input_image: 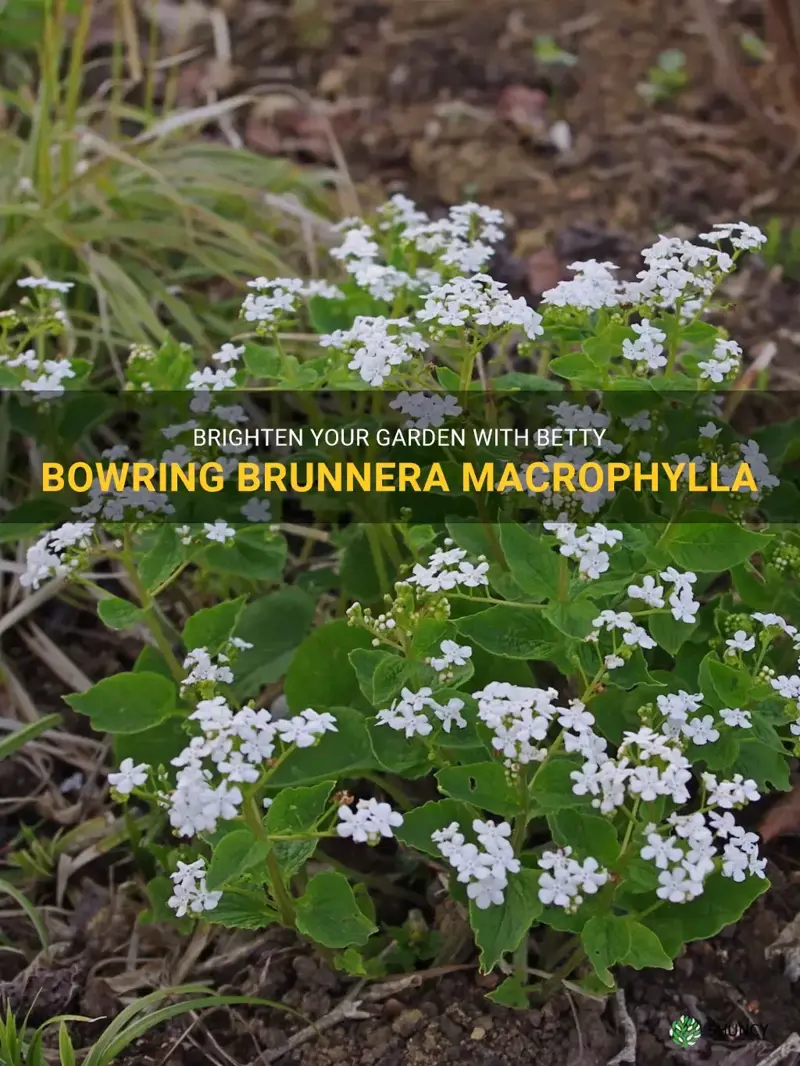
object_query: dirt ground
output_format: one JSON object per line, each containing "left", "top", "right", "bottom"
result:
{"left": 7, "top": 0, "right": 800, "bottom": 1063}
{"left": 158, "top": 0, "right": 800, "bottom": 374}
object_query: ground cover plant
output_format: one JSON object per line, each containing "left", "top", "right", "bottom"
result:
{"left": 5, "top": 193, "right": 800, "bottom": 1046}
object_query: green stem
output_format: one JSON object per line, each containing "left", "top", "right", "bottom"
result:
{"left": 244, "top": 794, "right": 295, "bottom": 927}
{"left": 362, "top": 772, "right": 413, "bottom": 811}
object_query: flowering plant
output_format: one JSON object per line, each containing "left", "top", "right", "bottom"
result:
{"left": 7, "top": 200, "right": 800, "bottom": 1001}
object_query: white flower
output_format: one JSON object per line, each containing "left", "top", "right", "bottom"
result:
{"left": 241, "top": 498, "right": 272, "bottom": 522}
{"left": 108, "top": 758, "right": 149, "bottom": 795}
{"left": 430, "top": 639, "right": 473, "bottom": 672}
{"left": 720, "top": 708, "right": 751, "bottom": 728}
{"left": 212, "top": 343, "right": 245, "bottom": 364}
{"left": 699, "top": 421, "right": 721, "bottom": 438}
{"left": 430, "top": 697, "right": 467, "bottom": 732}
{"left": 277, "top": 708, "right": 337, "bottom": 748}
{"left": 337, "top": 797, "right": 404, "bottom": 843}
{"left": 771, "top": 674, "right": 800, "bottom": 699}
{"left": 702, "top": 772, "right": 760, "bottom": 809}
{"left": 203, "top": 520, "right": 236, "bottom": 543}
{"left": 640, "top": 833, "right": 683, "bottom": 870}
{"left": 682, "top": 715, "right": 720, "bottom": 746}
{"left": 18, "top": 275, "right": 74, "bottom": 293}
{"left": 167, "top": 858, "right": 222, "bottom": 917}
{"left": 627, "top": 575, "right": 665, "bottom": 608}
{"left": 376, "top": 687, "right": 436, "bottom": 738}
{"left": 656, "top": 867, "right": 703, "bottom": 903}
{"left": 699, "top": 221, "right": 766, "bottom": 250}
{"left": 537, "top": 849, "right": 608, "bottom": 909}
{"left": 725, "top": 630, "right": 755, "bottom": 655}
{"left": 466, "top": 876, "right": 507, "bottom": 909}
{"left": 321, "top": 315, "right": 426, "bottom": 386}
{"left": 188, "top": 367, "right": 237, "bottom": 391}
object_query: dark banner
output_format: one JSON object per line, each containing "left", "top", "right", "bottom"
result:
{"left": 2, "top": 388, "right": 799, "bottom": 526}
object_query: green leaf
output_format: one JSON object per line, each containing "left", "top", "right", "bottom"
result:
{"left": 581, "top": 915, "right": 631, "bottom": 984}
{"left": 244, "top": 343, "right": 281, "bottom": 378}
{"left": 232, "top": 586, "right": 315, "bottom": 698}
{"left": 648, "top": 611, "right": 697, "bottom": 655}
{"left": 437, "top": 762, "right": 520, "bottom": 818}
{"left": 445, "top": 519, "right": 499, "bottom": 558}
{"left": 664, "top": 519, "right": 772, "bottom": 573}
{"left": 544, "top": 597, "right": 598, "bottom": 640}
{"left": 549, "top": 352, "right": 603, "bottom": 384}
{"left": 645, "top": 872, "right": 769, "bottom": 957}
{"left": 487, "top": 975, "right": 530, "bottom": 1009}
{"left": 138, "top": 526, "right": 182, "bottom": 591}
{"left": 204, "top": 890, "right": 279, "bottom": 930}
{"left": 183, "top": 597, "right": 247, "bottom": 654}
{"left": 114, "top": 717, "right": 187, "bottom": 768}
{"left": 734, "top": 739, "right": 791, "bottom": 790}
{"left": 548, "top": 809, "right": 619, "bottom": 866}
{"left": 201, "top": 534, "right": 287, "bottom": 581}
{"left": 469, "top": 869, "right": 543, "bottom": 972}
{"left": 395, "top": 799, "right": 476, "bottom": 858}
{"left": 368, "top": 720, "right": 431, "bottom": 777}
{"left": 499, "top": 525, "right": 560, "bottom": 600}
{"left": 0, "top": 714, "right": 60, "bottom": 760}
{"left": 622, "top": 922, "right": 673, "bottom": 970}
{"left": 207, "top": 830, "right": 270, "bottom": 891}
{"left": 265, "top": 780, "right": 335, "bottom": 877}
{"left": 296, "top": 871, "right": 376, "bottom": 948}
{"left": 341, "top": 528, "right": 396, "bottom": 601}
{"left": 456, "top": 606, "right": 560, "bottom": 660}
{"left": 268, "top": 707, "right": 375, "bottom": 787}
{"left": 65, "top": 672, "right": 177, "bottom": 734}
{"left": 699, "top": 655, "right": 752, "bottom": 710}
{"left": 133, "top": 645, "right": 175, "bottom": 681}
{"left": 285, "top": 620, "right": 373, "bottom": 712}
{"left": 350, "top": 649, "right": 437, "bottom": 707}
{"left": 97, "top": 596, "right": 145, "bottom": 631}
{"left": 530, "top": 758, "right": 587, "bottom": 811}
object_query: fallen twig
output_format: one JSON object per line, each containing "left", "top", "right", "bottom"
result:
{"left": 255, "top": 986, "right": 370, "bottom": 1064}
{"left": 757, "top": 1033, "right": 800, "bottom": 1065}
{"left": 607, "top": 989, "right": 637, "bottom": 1065}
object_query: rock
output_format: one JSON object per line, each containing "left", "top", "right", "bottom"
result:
{"left": 439, "top": 1016, "right": 463, "bottom": 1044}
{"left": 392, "top": 1008, "right": 425, "bottom": 1037}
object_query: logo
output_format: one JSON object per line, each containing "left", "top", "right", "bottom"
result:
{"left": 670, "top": 1016, "right": 702, "bottom": 1048}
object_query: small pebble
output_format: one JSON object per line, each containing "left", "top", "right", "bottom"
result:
{"left": 392, "top": 1008, "right": 425, "bottom": 1038}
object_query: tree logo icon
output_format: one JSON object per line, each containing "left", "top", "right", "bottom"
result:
{"left": 670, "top": 1016, "right": 702, "bottom": 1048}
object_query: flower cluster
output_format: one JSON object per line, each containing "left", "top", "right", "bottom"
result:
{"left": 622, "top": 319, "right": 667, "bottom": 371}
{"left": 242, "top": 276, "right": 342, "bottom": 332}
{"left": 389, "top": 391, "right": 462, "bottom": 429}
{"left": 429, "top": 639, "right": 472, "bottom": 674}
{"left": 0, "top": 347, "right": 75, "bottom": 394}
{"left": 537, "top": 847, "right": 609, "bottom": 910}
{"left": 432, "top": 819, "right": 521, "bottom": 909}
{"left": 659, "top": 567, "right": 700, "bottom": 624}
{"left": 407, "top": 541, "right": 489, "bottom": 592}
{"left": 544, "top": 520, "right": 623, "bottom": 579}
{"left": 376, "top": 686, "right": 466, "bottom": 737}
{"left": 167, "top": 859, "right": 222, "bottom": 917}
{"left": 166, "top": 697, "right": 336, "bottom": 837}
{"left": 542, "top": 224, "right": 764, "bottom": 325}
{"left": 417, "top": 274, "right": 543, "bottom": 340}
{"left": 336, "top": 797, "right": 404, "bottom": 843}
{"left": 473, "top": 682, "right": 569, "bottom": 765}
{"left": 320, "top": 316, "right": 427, "bottom": 386}
{"left": 698, "top": 338, "right": 742, "bottom": 383}
{"left": 20, "top": 520, "right": 95, "bottom": 589}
